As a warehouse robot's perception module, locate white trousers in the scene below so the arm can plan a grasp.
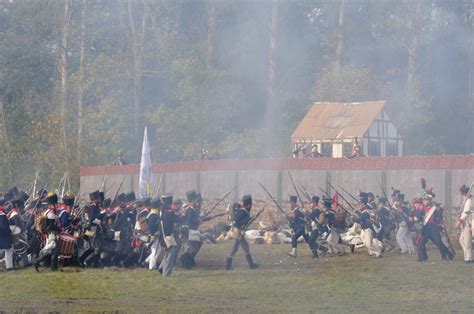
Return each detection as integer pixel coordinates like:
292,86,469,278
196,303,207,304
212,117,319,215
148,239,164,270
361,228,383,257
327,227,346,254
459,224,472,262
396,222,415,253
1,248,13,269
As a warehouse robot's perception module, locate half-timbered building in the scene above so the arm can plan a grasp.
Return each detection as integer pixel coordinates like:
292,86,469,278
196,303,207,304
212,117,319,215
291,101,403,158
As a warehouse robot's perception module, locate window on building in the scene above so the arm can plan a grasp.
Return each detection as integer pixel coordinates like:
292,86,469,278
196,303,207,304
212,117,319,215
343,143,353,157
321,142,332,157
368,140,380,156
387,140,398,156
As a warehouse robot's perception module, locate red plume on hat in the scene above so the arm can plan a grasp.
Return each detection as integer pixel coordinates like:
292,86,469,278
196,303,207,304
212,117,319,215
420,178,427,190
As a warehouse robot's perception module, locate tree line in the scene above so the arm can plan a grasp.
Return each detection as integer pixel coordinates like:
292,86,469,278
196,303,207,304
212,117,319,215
0,0,472,191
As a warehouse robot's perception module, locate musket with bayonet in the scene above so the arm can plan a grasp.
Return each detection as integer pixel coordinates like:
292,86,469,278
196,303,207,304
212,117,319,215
376,177,394,210
258,182,286,215
99,174,107,193
318,186,354,217
153,173,164,198
297,182,312,202
243,202,269,231
326,181,357,215
202,185,238,218
27,183,48,229
337,185,361,205
202,212,227,223
288,171,306,210
109,176,127,210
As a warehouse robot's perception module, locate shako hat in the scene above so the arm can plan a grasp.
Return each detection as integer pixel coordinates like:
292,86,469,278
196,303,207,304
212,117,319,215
186,190,197,201
242,195,252,206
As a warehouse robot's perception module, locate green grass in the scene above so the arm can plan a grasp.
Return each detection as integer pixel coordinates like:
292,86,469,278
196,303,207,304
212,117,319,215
1,242,473,313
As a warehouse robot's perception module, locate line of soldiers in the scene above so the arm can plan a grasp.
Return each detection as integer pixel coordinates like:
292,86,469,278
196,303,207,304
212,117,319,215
0,181,472,274
0,188,230,275
285,182,472,263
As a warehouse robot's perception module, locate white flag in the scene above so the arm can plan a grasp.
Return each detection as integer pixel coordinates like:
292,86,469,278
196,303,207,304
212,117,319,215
139,126,153,198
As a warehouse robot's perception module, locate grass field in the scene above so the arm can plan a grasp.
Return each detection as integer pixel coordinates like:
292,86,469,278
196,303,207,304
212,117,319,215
1,242,473,313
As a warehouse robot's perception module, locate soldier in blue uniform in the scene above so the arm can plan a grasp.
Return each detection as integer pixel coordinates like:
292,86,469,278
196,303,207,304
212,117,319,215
179,190,202,269
79,191,102,267
306,196,327,258
225,195,259,270
356,192,383,257
158,194,183,276
59,193,74,230
287,195,311,258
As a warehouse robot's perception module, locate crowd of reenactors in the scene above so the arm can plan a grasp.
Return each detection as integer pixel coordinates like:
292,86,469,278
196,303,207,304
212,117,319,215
0,179,472,276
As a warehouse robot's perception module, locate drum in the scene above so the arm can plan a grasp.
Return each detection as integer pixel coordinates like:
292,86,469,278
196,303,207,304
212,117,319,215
9,226,22,243
9,225,21,235
13,239,28,255
58,233,76,257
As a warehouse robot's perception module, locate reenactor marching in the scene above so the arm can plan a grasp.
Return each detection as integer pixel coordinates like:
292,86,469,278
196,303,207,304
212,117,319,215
287,195,310,258
225,195,259,270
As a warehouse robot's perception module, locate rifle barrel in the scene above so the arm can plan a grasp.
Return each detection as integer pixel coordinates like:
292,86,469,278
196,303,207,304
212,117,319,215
258,182,286,215
288,171,305,209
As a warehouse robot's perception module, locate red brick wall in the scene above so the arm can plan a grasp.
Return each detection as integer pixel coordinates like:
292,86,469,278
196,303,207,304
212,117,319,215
80,155,474,176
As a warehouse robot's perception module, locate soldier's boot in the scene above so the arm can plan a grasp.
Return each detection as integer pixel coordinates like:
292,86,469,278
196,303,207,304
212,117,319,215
245,254,259,269
312,249,319,259
51,254,59,271
179,252,193,269
287,247,297,258
225,257,233,271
